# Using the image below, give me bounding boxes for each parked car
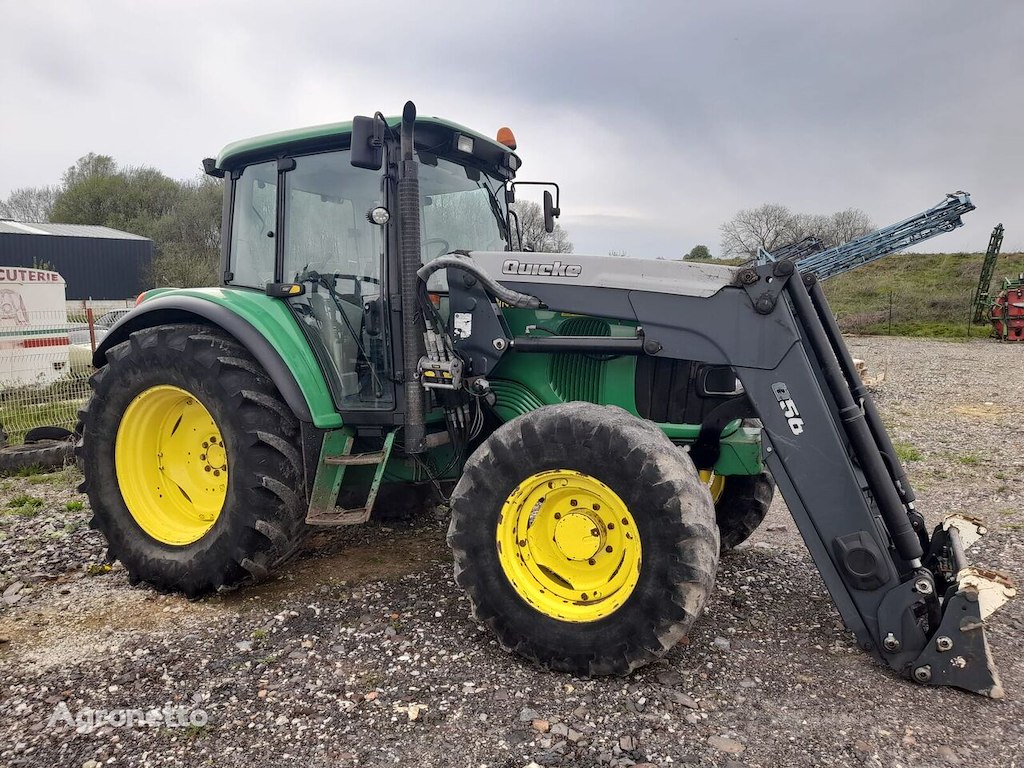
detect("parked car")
[69,308,133,374]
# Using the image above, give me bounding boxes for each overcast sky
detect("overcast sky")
[2,1,1022,257]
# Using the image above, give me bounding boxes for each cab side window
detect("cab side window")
[228,161,277,288]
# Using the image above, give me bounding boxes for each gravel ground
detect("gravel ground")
[1,336,1021,768]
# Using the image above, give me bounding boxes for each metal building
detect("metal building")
[0,220,153,300]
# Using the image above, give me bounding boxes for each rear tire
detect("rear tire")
[448,402,719,675]
[77,324,308,597]
[715,472,775,549]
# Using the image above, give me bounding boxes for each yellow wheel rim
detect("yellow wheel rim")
[115,385,228,546]
[700,470,725,503]
[497,469,641,622]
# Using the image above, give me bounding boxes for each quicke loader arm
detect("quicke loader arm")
[443,256,1014,697]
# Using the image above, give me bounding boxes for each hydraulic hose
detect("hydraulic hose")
[418,255,542,310]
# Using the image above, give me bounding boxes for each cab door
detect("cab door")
[227,151,395,413]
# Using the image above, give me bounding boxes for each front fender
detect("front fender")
[94,288,342,427]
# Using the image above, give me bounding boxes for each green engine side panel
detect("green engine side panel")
[489,308,762,476]
[139,287,343,428]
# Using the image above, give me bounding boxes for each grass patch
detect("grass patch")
[957,454,982,465]
[65,500,85,512]
[823,250,1024,338]
[7,465,47,479]
[6,494,45,516]
[182,723,212,739]
[894,442,922,462]
[0,396,84,445]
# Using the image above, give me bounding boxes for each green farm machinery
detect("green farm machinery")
[78,103,1014,695]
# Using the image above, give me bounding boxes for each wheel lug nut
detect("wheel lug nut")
[605,545,613,553]
[202,442,209,448]
[200,454,206,461]
[518,539,526,547]
[590,528,599,537]
[607,523,615,530]
[570,499,578,506]
[593,503,601,511]
[588,559,596,565]
[213,470,220,476]
[553,512,561,520]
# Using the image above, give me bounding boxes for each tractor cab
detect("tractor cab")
[211,115,521,417]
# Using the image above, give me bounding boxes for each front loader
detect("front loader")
[78,102,1014,696]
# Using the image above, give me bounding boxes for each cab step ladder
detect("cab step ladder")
[305,429,396,526]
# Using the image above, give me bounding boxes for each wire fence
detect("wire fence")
[0,300,133,444]
[826,285,993,339]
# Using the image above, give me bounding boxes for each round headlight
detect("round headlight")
[368,206,390,225]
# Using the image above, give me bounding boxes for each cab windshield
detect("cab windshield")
[418,153,508,261]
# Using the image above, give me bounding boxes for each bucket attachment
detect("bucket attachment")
[911,514,1017,698]
[957,567,1017,621]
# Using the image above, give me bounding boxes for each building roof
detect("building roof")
[0,220,150,241]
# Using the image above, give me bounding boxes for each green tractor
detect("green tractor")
[79,103,1012,693]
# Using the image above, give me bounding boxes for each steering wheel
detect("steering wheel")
[297,271,380,287]
[424,238,451,260]
[331,273,380,286]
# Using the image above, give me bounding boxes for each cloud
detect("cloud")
[2,1,1022,255]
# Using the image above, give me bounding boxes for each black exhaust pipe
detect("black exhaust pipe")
[398,101,426,453]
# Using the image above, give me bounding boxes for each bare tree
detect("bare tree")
[510,200,573,254]
[0,186,59,222]
[823,208,874,248]
[722,204,875,256]
[790,213,830,245]
[719,203,797,257]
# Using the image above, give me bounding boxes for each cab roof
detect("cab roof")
[216,115,517,171]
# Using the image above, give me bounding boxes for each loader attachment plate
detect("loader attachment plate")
[909,583,1006,698]
[909,516,1016,697]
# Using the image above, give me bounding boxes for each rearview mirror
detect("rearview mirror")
[351,115,384,170]
[543,190,561,233]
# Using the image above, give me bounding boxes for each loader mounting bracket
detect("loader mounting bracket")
[735,260,795,314]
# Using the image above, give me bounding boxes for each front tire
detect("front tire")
[77,324,308,597]
[448,402,719,675]
[714,472,775,549]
